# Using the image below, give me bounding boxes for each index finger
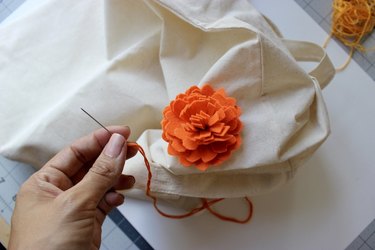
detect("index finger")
[43,126,130,177]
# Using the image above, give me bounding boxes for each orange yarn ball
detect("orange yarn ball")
[331,0,375,51]
[324,0,375,71]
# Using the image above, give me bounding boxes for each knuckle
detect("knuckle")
[90,156,117,179]
[69,145,87,164]
[17,172,43,195]
[56,192,96,213]
[59,194,75,209]
[34,170,49,182]
[58,195,83,215]
[58,192,88,212]
[99,197,112,215]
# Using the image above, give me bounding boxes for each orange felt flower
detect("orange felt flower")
[161,84,242,171]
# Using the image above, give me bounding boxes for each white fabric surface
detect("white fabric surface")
[0,0,334,202]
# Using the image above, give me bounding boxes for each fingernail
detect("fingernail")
[118,193,125,205]
[104,133,125,158]
[128,176,135,188]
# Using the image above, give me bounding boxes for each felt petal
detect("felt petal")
[161,118,169,128]
[201,146,217,163]
[213,137,230,142]
[175,126,190,139]
[227,118,238,131]
[211,141,228,153]
[163,106,171,116]
[212,92,228,105]
[165,120,181,135]
[196,162,209,171]
[184,123,197,132]
[231,120,243,134]
[209,152,230,165]
[190,100,207,114]
[191,122,205,130]
[224,107,237,122]
[216,88,226,96]
[236,106,242,116]
[217,125,230,137]
[217,88,236,106]
[186,150,201,162]
[162,132,168,141]
[208,109,225,126]
[179,104,192,121]
[196,130,211,140]
[227,135,237,145]
[171,139,186,153]
[199,110,210,119]
[207,102,217,115]
[179,155,193,166]
[234,136,242,149]
[182,138,199,150]
[175,93,186,100]
[185,86,200,95]
[167,144,178,155]
[214,134,235,142]
[172,99,188,115]
[190,115,202,124]
[201,84,214,96]
[208,111,220,126]
[182,97,202,116]
[225,96,236,106]
[164,109,175,120]
[210,122,225,133]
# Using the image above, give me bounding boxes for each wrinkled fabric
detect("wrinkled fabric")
[0,0,334,204]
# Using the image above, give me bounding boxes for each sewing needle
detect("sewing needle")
[80,108,112,135]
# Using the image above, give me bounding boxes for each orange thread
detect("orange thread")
[324,0,375,71]
[127,142,253,224]
[79,108,251,222]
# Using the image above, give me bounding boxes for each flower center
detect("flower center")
[189,111,210,130]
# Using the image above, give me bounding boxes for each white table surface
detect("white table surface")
[118,1,375,250]
[5,1,375,250]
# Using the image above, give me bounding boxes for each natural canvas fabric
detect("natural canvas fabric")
[0,0,334,205]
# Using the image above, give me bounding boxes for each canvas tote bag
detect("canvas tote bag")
[0,0,335,212]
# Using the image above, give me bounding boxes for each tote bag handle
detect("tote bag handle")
[283,39,335,89]
[262,15,335,89]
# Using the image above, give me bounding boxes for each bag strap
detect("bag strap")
[282,39,335,89]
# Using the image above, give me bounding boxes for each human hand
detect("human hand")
[8,126,137,250]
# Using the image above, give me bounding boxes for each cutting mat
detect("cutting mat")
[0,0,25,22]
[0,217,10,248]
[0,156,153,250]
[295,0,375,81]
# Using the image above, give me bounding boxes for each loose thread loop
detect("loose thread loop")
[127,142,253,224]
[323,0,375,71]
[79,108,253,224]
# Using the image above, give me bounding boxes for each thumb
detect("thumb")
[72,133,127,205]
